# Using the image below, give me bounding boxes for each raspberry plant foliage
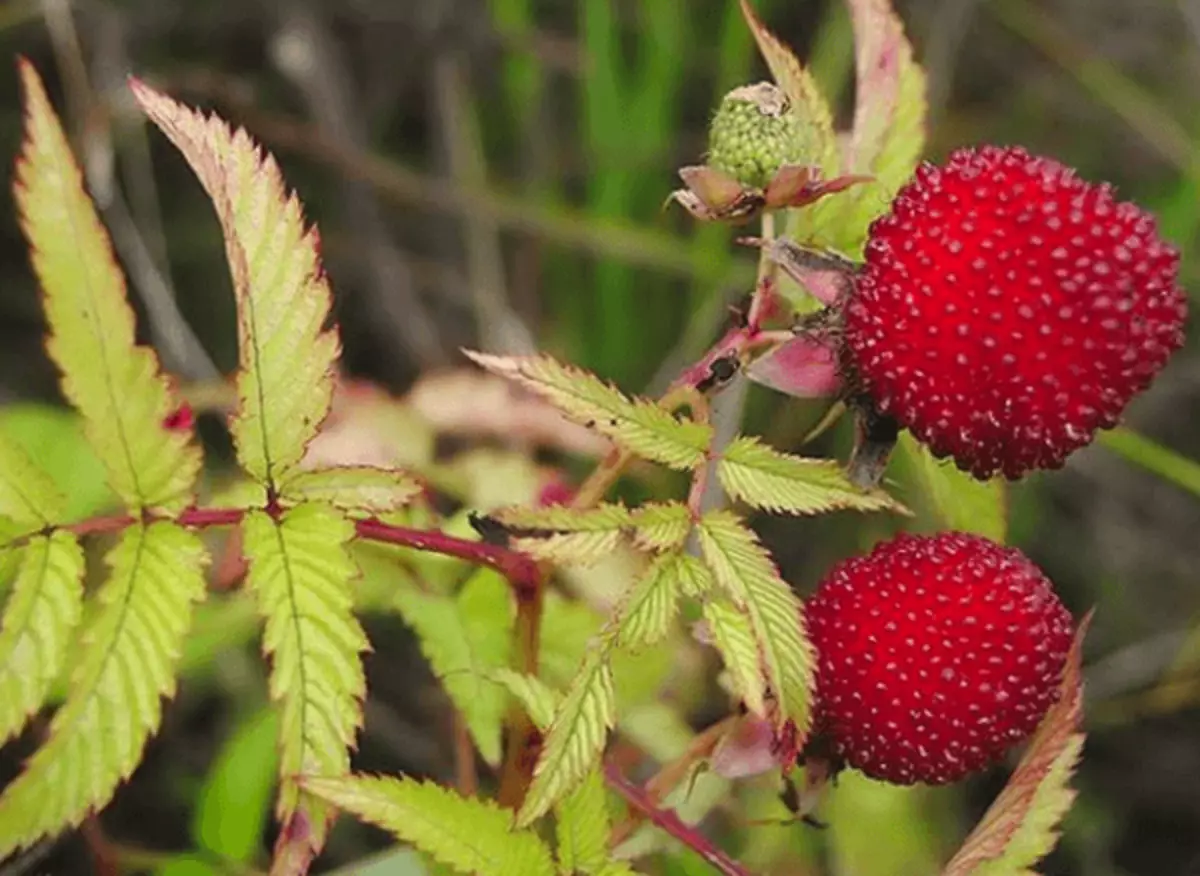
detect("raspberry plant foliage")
[0,0,1184,872]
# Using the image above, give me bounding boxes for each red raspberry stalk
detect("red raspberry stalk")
[844,145,1187,479]
[805,531,1074,785]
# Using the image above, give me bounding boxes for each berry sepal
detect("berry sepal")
[668,163,871,224]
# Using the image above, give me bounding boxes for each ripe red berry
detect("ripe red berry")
[845,145,1187,479]
[805,531,1074,785]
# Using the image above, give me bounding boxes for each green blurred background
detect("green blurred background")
[0,0,1198,874]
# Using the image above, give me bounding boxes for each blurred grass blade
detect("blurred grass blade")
[1096,427,1200,499]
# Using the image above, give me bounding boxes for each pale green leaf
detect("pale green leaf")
[0,431,65,534]
[0,532,85,745]
[0,523,207,855]
[495,503,633,567]
[738,0,839,175]
[517,649,615,826]
[280,466,423,513]
[630,502,691,553]
[671,552,716,598]
[719,435,902,515]
[132,80,339,489]
[615,554,682,649]
[896,433,1007,542]
[697,511,813,730]
[465,352,711,470]
[556,769,612,876]
[826,0,928,255]
[192,707,280,864]
[942,616,1090,876]
[394,570,512,766]
[490,669,560,732]
[303,774,555,876]
[16,63,200,512]
[703,597,766,716]
[242,504,367,849]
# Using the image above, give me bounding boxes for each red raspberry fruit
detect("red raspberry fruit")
[845,145,1187,479]
[805,531,1074,785]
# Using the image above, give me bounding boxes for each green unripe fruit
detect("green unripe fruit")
[706,82,804,189]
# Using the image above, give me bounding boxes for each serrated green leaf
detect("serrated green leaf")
[719,435,901,515]
[671,552,716,598]
[496,503,633,567]
[942,616,1090,876]
[494,503,633,531]
[0,431,64,534]
[303,774,555,876]
[556,769,612,876]
[490,669,560,732]
[630,502,691,553]
[132,80,339,489]
[896,433,1007,542]
[242,504,367,850]
[16,63,200,513]
[0,532,85,745]
[280,466,423,513]
[697,511,813,731]
[518,648,615,826]
[739,0,839,175]
[394,570,512,766]
[0,522,207,856]
[465,353,711,470]
[703,597,766,717]
[615,554,682,649]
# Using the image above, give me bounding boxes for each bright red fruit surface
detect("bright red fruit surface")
[845,145,1187,479]
[805,531,1074,785]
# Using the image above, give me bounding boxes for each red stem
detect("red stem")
[61,505,543,596]
[603,762,750,876]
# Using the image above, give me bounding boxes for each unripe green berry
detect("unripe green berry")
[706,82,804,189]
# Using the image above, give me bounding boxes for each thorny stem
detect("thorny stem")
[604,762,750,876]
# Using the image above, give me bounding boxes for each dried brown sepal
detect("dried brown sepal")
[668,165,765,222]
[941,612,1092,876]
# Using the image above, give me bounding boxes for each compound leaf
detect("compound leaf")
[517,649,615,826]
[0,532,85,745]
[0,523,207,856]
[465,352,711,470]
[942,615,1090,876]
[16,62,200,513]
[242,504,367,853]
[303,774,555,876]
[719,435,901,515]
[697,511,813,732]
[132,80,339,490]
